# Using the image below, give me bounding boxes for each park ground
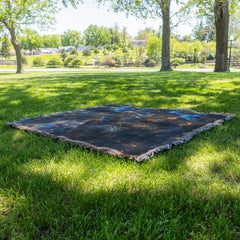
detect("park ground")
[0,71,240,239]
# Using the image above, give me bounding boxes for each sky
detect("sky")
[40,1,195,37]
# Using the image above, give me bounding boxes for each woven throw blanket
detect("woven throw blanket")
[5,104,235,162]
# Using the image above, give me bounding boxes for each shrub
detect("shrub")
[33,56,45,67]
[133,58,143,67]
[200,56,207,64]
[120,43,126,48]
[22,56,28,65]
[60,49,68,60]
[171,62,180,68]
[94,48,99,54]
[123,53,130,67]
[112,44,119,51]
[173,50,187,59]
[126,60,134,67]
[94,58,101,66]
[64,56,75,66]
[102,57,116,67]
[47,57,62,68]
[82,49,91,57]
[193,49,199,63]
[64,56,83,67]
[193,55,199,63]
[71,57,83,67]
[112,55,123,67]
[144,58,156,67]
[170,58,185,65]
[103,49,108,55]
[114,49,124,55]
[147,36,161,62]
[70,48,78,55]
[122,47,128,53]
[129,43,134,50]
[106,45,112,51]
[208,54,215,60]
[232,48,240,62]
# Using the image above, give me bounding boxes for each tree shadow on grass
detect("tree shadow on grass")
[0,140,240,239]
[0,72,193,122]
[1,125,239,238]
[0,71,240,239]
[0,71,216,117]
[1,71,239,169]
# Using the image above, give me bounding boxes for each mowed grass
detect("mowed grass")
[0,71,239,239]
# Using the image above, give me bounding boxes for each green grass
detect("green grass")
[0,65,17,69]
[176,63,215,69]
[0,71,239,239]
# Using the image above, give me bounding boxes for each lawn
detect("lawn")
[0,71,239,239]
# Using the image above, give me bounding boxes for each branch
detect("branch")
[0,17,11,30]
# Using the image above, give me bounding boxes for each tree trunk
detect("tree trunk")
[9,27,24,73]
[214,0,229,72]
[160,0,172,71]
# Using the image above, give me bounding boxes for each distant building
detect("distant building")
[132,40,147,47]
[58,46,75,53]
[39,48,58,54]
[97,46,106,50]
[78,45,89,52]
[24,50,41,55]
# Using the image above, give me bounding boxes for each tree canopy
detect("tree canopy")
[84,25,111,47]
[61,30,83,49]
[0,0,82,73]
[229,5,240,40]
[96,0,184,71]
[0,0,59,30]
[0,36,11,59]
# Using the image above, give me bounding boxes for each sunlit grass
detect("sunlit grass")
[0,71,239,239]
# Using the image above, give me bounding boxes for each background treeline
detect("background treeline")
[18,25,130,51]
[1,24,240,68]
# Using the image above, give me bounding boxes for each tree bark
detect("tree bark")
[9,27,24,73]
[214,0,229,72]
[160,0,172,71]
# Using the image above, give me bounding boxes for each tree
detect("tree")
[214,0,229,71]
[134,28,154,45]
[20,29,42,51]
[40,34,61,48]
[159,0,172,71]
[84,25,111,47]
[0,0,82,73]
[61,30,83,49]
[0,0,60,73]
[1,36,11,59]
[146,36,162,63]
[188,0,239,72]
[121,27,129,44]
[229,5,240,40]
[180,35,193,42]
[109,24,121,45]
[60,49,68,60]
[193,21,215,42]
[96,0,177,71]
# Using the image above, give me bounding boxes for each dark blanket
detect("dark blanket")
[5,105,235,162]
